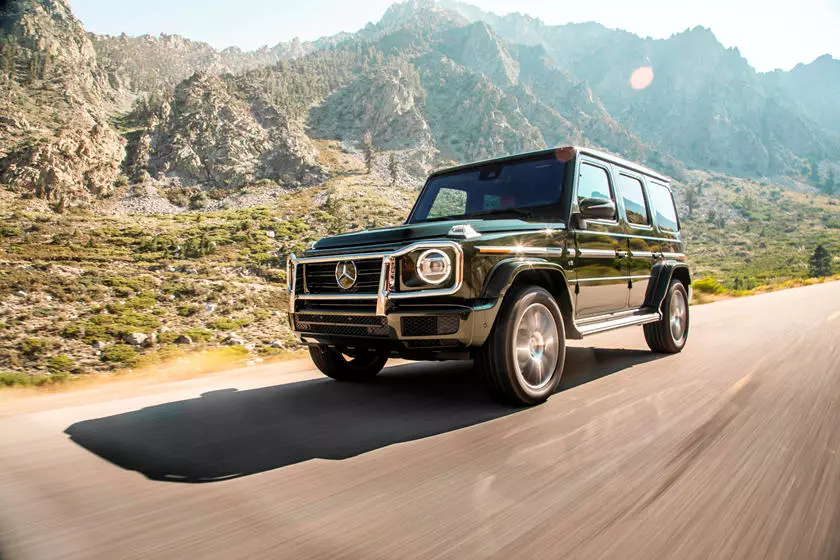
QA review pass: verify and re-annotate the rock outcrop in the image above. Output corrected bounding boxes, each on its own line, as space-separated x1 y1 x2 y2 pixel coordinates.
0 0 125 204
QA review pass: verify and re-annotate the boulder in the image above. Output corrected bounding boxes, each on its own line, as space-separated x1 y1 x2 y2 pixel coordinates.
174 335 192 345
223 333 246 346
123 333 148 346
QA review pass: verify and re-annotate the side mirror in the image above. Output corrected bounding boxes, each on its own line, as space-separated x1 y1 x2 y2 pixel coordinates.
579 197 616 220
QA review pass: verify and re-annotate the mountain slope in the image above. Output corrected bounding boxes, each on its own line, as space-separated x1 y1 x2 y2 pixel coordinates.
442 0 840 179
1 0 840 204
0 0 125 203
91 33 315 94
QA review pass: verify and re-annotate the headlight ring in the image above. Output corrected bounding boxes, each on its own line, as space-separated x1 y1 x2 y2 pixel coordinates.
416 249 452 285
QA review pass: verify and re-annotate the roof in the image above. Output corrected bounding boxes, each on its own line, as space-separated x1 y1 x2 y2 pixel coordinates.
430 145 671 184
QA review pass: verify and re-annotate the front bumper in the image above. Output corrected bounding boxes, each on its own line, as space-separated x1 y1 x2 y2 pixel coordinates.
290 300 500 354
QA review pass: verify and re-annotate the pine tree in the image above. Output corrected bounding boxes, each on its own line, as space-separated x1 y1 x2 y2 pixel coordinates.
362 131 374 174
825 170 837 195
809 162 821 186
685 182 699 218
388 153 398 186
809 245 833 278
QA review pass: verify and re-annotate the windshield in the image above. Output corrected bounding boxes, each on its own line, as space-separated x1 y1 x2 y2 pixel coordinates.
408 154 569 223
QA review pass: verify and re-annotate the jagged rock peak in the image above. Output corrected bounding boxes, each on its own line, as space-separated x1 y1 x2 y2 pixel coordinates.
379 0 466 30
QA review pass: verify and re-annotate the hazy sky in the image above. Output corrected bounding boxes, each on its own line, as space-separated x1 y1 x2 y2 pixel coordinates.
70 0 840 72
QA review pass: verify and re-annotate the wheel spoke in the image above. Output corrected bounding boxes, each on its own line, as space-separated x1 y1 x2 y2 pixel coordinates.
511 302 561 391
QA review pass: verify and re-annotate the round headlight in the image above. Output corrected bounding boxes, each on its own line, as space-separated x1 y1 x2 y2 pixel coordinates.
416 249 452 285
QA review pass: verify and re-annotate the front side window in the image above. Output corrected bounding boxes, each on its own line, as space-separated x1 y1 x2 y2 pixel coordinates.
617 174 650 226
577 163 614 203
409 155 568 223
576 162 615 220
648 182 679 232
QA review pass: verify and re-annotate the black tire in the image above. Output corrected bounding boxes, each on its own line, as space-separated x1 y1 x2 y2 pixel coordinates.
309 345 387 382
477 285 566 406
644 279 689 353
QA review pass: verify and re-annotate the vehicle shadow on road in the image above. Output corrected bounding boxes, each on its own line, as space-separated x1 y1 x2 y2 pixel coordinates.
65 347 661 483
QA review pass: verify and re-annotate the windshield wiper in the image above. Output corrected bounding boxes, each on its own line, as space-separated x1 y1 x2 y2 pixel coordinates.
411 207 537 224
467 208 536 220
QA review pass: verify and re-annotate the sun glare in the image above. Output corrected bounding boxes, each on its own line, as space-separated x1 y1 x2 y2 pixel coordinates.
629 66 654 90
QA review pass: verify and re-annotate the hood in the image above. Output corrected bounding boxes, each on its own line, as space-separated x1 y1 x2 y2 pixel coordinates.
310 219 556 252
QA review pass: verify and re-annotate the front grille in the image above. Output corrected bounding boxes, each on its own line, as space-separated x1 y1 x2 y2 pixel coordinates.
303 259 382 294
295 314 389 337
401 315 460 337
296 314 383 326
299 301 378 314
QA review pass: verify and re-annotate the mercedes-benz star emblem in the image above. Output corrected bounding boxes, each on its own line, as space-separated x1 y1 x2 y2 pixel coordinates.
335 261 358 290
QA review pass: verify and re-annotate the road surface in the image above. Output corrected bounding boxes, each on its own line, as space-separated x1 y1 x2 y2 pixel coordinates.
1 282 839 559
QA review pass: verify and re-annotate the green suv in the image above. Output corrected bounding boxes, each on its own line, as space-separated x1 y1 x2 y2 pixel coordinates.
287 146 690 406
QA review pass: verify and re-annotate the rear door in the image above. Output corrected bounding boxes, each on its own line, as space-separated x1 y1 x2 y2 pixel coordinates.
615 170 656 309
572 159 628 318
646 180 684 262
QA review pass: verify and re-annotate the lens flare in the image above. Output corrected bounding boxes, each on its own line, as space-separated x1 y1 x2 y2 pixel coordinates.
629 66 654 90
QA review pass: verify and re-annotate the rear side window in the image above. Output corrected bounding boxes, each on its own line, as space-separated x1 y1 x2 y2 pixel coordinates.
617 174 650 226
577 163 614 204
648 183 679 232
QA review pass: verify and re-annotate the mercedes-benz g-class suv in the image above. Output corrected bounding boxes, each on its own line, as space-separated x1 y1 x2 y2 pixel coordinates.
287 146 690 406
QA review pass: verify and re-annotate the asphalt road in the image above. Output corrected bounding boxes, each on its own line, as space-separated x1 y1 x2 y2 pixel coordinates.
2 282 839 559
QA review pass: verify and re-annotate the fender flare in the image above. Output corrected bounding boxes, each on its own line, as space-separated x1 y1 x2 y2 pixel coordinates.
479 257 580 339
481 258 573 301
645 261 692 312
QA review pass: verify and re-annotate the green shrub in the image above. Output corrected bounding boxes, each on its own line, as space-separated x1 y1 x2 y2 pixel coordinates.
0 372 31 387
42 371 69 384
0 371 69 387
102 276 148 293
177 304 200 317
216 346 249 360
208 317 237 330
189 192 209 210
47 354 76 373
125 295 156 310
693 277 726 295
156 331 179 344
166 189 190 207
183 328 213 342
19 338 48 358
0 226 23 238
101 344 138 365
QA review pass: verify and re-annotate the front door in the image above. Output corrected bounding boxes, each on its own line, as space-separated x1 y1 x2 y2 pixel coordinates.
572 160 628 318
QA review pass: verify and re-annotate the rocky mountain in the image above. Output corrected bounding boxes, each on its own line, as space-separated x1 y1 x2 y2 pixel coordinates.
442 0 840 179
91 32 316 94
0 0 125 204
763 55 840 136
1 0 839 209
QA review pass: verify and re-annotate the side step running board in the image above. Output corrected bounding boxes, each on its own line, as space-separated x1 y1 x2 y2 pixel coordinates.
577 312 661 337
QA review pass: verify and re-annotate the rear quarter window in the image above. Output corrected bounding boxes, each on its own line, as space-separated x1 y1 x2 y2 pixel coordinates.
648 182 679 232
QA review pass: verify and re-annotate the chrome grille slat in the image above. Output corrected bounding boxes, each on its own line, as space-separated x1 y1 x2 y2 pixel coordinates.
302 258 383 295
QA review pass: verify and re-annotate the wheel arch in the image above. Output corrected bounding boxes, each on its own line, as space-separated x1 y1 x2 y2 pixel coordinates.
645 262 692 312
480 258 580 340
